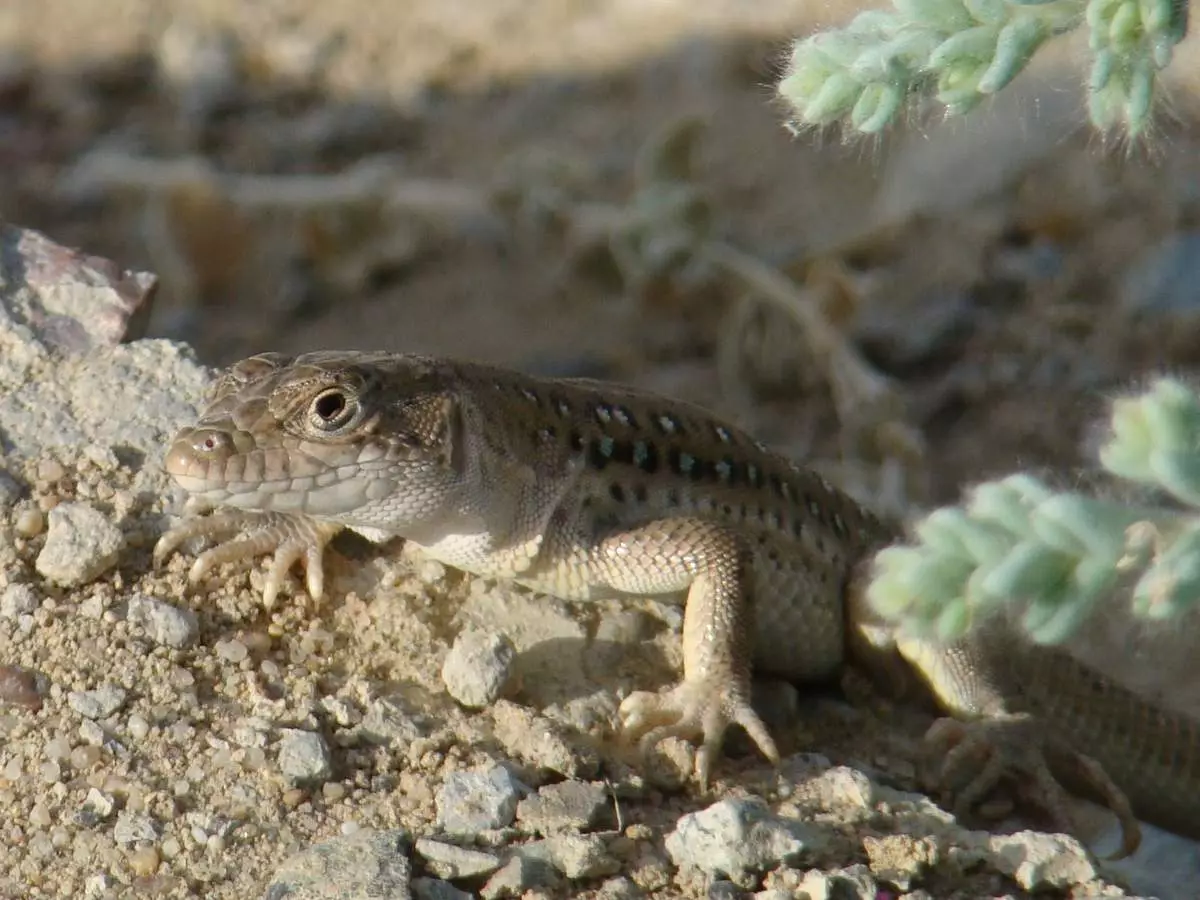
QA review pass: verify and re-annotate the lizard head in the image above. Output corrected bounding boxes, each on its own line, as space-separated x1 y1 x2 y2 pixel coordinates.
162 351 464 522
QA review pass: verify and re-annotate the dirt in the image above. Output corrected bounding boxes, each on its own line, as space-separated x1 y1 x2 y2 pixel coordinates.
2 0 1200 897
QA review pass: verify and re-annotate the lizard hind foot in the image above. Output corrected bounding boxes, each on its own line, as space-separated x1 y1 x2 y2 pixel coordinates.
618 678 780 788
923 714 1142 860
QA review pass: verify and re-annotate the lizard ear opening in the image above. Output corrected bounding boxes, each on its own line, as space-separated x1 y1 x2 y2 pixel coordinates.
394 393 465 470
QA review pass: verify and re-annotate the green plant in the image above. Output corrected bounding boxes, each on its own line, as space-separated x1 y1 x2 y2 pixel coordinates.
777 0 1190 140
868 378 1200 644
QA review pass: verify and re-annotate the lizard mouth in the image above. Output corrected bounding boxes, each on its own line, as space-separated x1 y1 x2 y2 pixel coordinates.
161 425 395 515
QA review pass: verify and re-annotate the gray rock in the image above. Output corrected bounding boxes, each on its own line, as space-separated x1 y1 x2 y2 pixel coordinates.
113 810 158 845
986 831 1096 891
441 629 516 709
664 798 817 884
67 684 127 720
488 700 600 780
516 780 609 834
360 696 427 746
126 593 199 649
0 223 155 352
436 765 525 835
278 729 333 784
35 502 125 587
0 583 38 619
514 834 620 879
265 829 412 900
479 856 559 900
75 788 116 827
413 838 501 880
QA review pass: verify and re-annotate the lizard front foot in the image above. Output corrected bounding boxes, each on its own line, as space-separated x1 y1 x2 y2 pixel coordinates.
618 677 780 788
923 714 1141 859
154 510 342 608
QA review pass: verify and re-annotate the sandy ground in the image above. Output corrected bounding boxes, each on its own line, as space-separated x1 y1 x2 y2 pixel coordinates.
3 0 1200 897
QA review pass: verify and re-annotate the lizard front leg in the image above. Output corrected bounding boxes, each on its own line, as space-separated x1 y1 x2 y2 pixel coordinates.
591 517 780 786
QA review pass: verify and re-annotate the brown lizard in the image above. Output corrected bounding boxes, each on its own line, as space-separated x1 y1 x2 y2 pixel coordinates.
153 350 1200 855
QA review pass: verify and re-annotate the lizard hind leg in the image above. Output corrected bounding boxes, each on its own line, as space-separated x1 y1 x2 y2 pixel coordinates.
595 517 780 786
924 714 1142 859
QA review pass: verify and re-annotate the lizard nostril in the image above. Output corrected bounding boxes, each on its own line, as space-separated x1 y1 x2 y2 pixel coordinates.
179 429 233 461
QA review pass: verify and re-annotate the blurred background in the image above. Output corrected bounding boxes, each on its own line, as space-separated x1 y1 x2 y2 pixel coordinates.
3 0 1200 509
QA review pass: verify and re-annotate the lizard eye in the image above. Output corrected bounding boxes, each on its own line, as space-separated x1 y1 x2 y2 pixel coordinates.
309 389 355 429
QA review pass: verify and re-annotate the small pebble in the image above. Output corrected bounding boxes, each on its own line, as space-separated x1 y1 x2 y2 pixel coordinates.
516 834 620 879
216 638 249 663
127 594 199 649
360 696 425 745
441 629 516 709
436 764 525 835
113 810 158 845
277 729 333 784
71 745 101 769
44 735 72 760
480 856 560 900
517 780 609 834
128 846 160 876
76 788 116 826
68 685 127 720
0 584 38 618
13 508 44 538
664 798 818 883
35 502 124 587
414 838 502 879
127 714 150 741
37 459 66 483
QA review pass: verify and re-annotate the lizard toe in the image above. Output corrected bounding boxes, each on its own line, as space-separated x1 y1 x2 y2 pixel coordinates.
923 714 1141 859
159 511 341 609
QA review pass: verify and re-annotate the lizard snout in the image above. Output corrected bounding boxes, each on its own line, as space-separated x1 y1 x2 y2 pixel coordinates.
163 427 235 478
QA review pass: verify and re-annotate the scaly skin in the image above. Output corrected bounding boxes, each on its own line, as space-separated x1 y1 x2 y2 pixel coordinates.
154 351 1200 853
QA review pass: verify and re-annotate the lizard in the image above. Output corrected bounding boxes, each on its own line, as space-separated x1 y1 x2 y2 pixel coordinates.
152 350 1200 856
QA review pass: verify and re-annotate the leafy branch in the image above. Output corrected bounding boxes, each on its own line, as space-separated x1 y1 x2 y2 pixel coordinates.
777 0 1190 140
868 378 1200 644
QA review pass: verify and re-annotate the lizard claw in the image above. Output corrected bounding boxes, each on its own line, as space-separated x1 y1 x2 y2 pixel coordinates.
618 678 780 788
922 714 1142 859
154 511 342 608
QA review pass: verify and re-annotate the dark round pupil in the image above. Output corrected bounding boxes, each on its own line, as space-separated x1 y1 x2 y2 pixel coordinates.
314 392 346 421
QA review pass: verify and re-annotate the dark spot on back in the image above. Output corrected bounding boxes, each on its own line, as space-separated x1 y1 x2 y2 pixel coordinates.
587 438 611 470
609 440 636 466
634 441 659 474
